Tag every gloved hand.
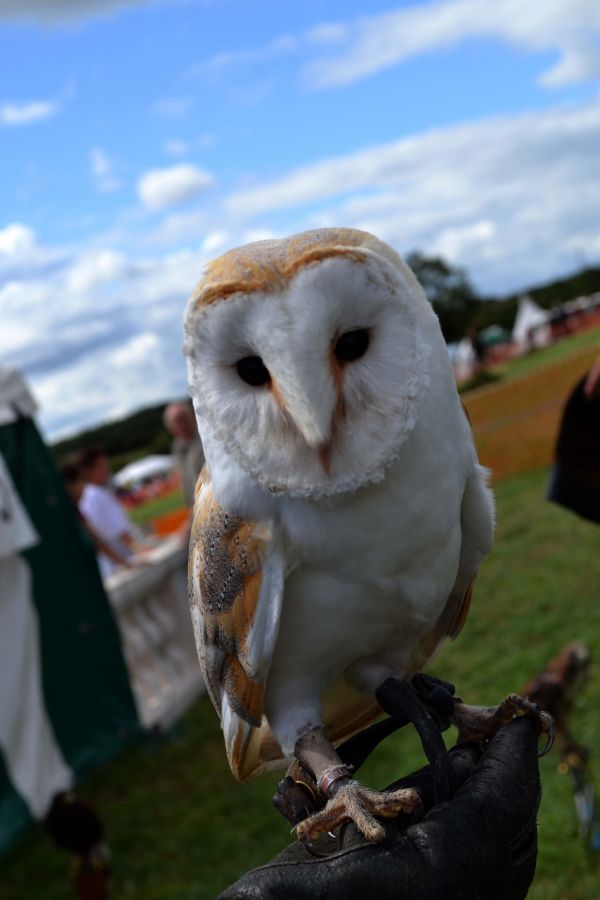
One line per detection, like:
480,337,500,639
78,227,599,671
218,716,541,900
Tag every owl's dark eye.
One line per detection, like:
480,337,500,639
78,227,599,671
334,329,370,363
235,355,271,387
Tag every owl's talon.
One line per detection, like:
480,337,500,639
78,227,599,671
538,720,555,757
295,781,421,844
452,693,555,756
504,696,555,757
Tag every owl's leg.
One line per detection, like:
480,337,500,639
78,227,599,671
292,725,421,844
272,757,322,826
451,694,555,755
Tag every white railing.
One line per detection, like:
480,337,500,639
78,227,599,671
106,536,205,730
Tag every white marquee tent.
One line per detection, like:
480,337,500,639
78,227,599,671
114,454,174,488
512,296,552,352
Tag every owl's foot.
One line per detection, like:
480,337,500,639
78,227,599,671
452,693,555,756
288,725,421,844
296,779,421,845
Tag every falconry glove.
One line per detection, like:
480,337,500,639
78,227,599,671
218,716,541,900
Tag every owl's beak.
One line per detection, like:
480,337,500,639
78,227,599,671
275,382,334,450
272,362,336,464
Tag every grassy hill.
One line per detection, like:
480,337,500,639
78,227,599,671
463,326,600,481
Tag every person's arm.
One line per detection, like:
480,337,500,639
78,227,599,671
82,520,132,568
117,530,141,553
88,488,144,553
583,353,600,400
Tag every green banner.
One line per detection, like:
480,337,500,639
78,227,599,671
0,416,141,853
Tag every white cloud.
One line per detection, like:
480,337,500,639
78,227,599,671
226,99,600,292
33,332,181,441
201,230,230,255
0,229,203,438
429,220,499,262
153,96,195,119
190,34,298,79
566,232,600,258
0,223,37,256
129,247,203,307
89,147,121,193
0,222,66,278
0,0,157,24
1,319,40,356
139,210,209,248
241,228,278,245
304,0,600,89
539,34,600,87
137,163,214,211
66,250,129,292
0,100,60,126
226,101,600,219
109,332,161,368
306,23,349,45
163,135,215,157
163,139,189,157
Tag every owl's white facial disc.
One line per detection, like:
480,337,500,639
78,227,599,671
185,249,431,499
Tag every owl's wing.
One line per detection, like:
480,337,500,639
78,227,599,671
413,465,494,669
188,470,285,781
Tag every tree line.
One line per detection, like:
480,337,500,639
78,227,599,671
407,253,600,343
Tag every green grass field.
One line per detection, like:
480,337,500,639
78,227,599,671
492,324,600,380
128,488,185,527
1,465,600,899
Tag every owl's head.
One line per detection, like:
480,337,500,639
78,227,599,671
184,227,440,499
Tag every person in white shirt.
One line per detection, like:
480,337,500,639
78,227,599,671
61,460,133,573
77,448,139,579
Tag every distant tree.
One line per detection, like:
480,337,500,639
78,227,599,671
469,297,518,333
52,401,172,469
405,252,482,342
506,266,600,311
471,265,600,334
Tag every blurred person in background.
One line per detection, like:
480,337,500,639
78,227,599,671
163,402,205,509
77,448,142,579
547,352,600,525
584,352,600,400
61,460,133,573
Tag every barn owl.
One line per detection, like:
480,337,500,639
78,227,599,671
184,227,497,842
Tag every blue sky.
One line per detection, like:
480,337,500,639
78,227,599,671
1,0,600,439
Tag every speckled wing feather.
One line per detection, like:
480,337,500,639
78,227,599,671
188,471,285,781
